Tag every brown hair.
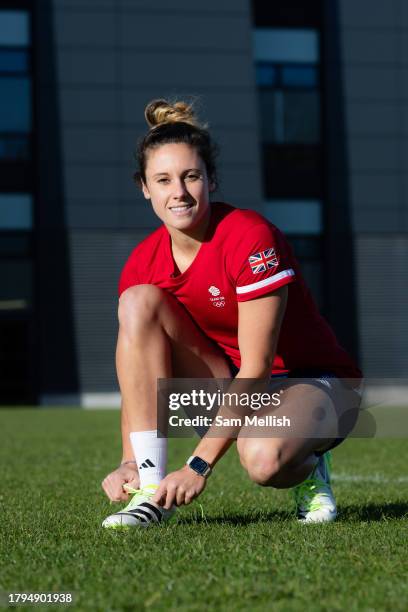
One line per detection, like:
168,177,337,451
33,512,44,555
133,98,219,190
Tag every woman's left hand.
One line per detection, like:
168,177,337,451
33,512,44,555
152,465,207,509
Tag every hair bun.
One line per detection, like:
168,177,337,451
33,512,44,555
144,98,202,129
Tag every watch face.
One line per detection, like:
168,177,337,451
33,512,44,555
190,457,209,474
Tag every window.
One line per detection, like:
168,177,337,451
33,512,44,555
0,11,30,46
0,193,32,229
254,29,322,199
0,49,29,73
254,29,319,63
253,21,325,309
0,259,32,304
258,83,320,144
0,78,31,132
264,200,322,235
0,9,32,163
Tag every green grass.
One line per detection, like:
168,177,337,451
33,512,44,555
0,409,407,612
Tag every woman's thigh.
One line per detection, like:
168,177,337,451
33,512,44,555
120,284,232,379
237,379,361,469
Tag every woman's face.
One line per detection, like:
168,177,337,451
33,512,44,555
141,142,215,235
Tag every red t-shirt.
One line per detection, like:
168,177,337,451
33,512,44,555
119,202,361,379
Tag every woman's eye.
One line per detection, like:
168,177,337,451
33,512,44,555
187,174,199,180
158,178,169,184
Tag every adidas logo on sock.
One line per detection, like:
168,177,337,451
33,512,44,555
139,459,156,469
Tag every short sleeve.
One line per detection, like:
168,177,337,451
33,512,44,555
118,249,141,297
229,222,296,302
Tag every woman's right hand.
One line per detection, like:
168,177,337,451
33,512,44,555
101,463,140,502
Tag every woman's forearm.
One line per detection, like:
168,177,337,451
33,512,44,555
191,436,235,466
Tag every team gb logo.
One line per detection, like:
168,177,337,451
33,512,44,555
208,286,221,296
208,286,225,307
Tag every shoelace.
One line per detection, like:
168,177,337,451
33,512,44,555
122,484,158,511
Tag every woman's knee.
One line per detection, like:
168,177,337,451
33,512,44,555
238,440,284,487
118,285,165,332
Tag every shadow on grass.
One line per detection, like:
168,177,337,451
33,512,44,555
178,502,408,526
338,502,408,522
178,509,292,526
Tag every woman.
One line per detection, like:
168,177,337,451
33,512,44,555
101,98,362,528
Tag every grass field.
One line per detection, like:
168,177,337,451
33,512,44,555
0,408,407,612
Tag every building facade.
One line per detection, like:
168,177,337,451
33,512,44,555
0,0,406,405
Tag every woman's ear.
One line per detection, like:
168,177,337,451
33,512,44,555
209,180,216,193
141,180,151,200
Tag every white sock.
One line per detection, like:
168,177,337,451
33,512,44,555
129,430,167,489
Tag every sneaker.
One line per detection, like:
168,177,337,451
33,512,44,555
293,452,337,523
102,484,175,529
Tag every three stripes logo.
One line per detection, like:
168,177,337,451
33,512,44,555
139,459,156,469
117,502,162,524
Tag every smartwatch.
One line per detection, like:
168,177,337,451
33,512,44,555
186,455,212,478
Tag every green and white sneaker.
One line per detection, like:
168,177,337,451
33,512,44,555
293,452,337,523
102,484,175,529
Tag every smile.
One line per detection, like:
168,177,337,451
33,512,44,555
169,204,194,215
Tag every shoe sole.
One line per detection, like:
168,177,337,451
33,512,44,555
297,510,337,524
102,509,176,530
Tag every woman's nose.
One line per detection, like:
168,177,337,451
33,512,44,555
172,179,189,198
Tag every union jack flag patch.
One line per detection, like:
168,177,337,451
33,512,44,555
248,248,279,274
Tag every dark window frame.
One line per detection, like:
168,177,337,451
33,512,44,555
256,61,320,91
252,0,323,29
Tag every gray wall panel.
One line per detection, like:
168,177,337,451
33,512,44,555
120,52,254,88
119,205,162,230
402,71,408,99
54,11,117,46
57,1,115,8
357,236,408,376
402,173,408,231
65,165,120,201
56,50,117,85
119,13,250,51
336,0,407,375
67,206,120,229
402,1,408,27
338,0,400,28
401,28,408,64
60,89,118,124
348,138,400,171
351,174,400,207
344,66,399,100
118,0,248,13
352,209,401,233
119,168,146,200
62,127,120,163
339,30,398,65
216,165,262,203
345,102,401,135
70,231,149,391
213,128,261,166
